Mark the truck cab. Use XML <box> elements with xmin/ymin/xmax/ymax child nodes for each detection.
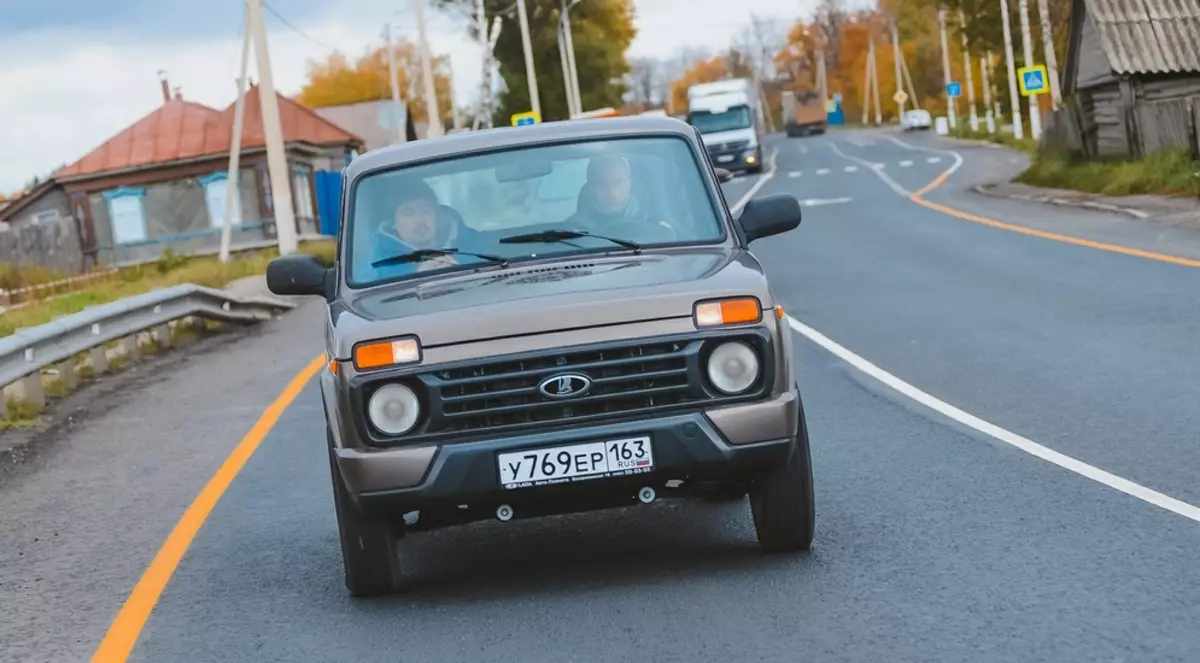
<box><xmin>686</xmin><ymin>79</ymin><xmax>764</xmax><ymax>174</ymax></box>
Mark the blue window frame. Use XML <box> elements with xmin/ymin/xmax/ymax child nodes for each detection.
<box><xmin>102</xmin><ymin>186</ymin><xmax>147</xmax><ymax>244</ymax></box>
<box><xmin>200</xmin><ymin>171</ymin><xmax>242</xmax><ymax>229</ymax></box>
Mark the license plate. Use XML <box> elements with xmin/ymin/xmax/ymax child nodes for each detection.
<box><xmin>717</xmin><ymin>154</ymin><xmax>735</xmax><ymax>163</ymax></box>
<box><xmin>497</xmin><ymin>436</ymin><xmax>654</xmax><ymax>490</ymax></box>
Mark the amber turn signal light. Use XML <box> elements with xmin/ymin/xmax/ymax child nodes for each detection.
<box><xmin>694</xmin><ymin>297</ymin><xmax>763</xmax><ymax>327</ymax></box>
<box><xmin>353</xmin><ymin>336</ymin><xmax>422</xmax><ymax>370</ymax></box>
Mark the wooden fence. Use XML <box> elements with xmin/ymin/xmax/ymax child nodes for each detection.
<box><xmin>1040</xmin><ymin>94</ymin><xmax>1199</xmax><ymax>160</ymax></box>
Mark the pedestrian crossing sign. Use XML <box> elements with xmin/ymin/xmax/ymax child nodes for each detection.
<box><xmin>1018</xmin><ymin>65</ymin><xmax>1049</xmax><ymax>96</ymax></box>
<box><xmin>511</xmin><ymin>111</ymin><xmax>541</xmax><ymax>126</ymax></box>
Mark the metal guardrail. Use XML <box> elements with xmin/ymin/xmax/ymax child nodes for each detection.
<box><xmin>0</xmin><ymin>284</ymin><xmax>295</xmax><ymax>419</ymax></box>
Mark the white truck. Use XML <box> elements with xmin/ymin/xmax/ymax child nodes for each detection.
<box><xmin>686</xmin><ymin>78</ymin><xmax>765</xmax><ymax>174</ymax></box>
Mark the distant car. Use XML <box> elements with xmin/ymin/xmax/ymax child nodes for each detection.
<box><xmin>901</xmin><ymin>109</ymin><xmax>932</xmax><ymax>131</ymax></box>
<box><xmin>266</xmin><ymin>116</ymin><xmax>816</xmax><ymax>597</ymax></box>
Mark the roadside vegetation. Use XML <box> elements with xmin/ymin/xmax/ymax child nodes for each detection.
<box><xmin>1</xmin><ymin>240</ymin><xmax>335</xmax><ymax>338</ymax></box>
<box><xmin>1015</xmin><ymin>148</ymin><xmax>1200</xmax><ymax>198</ymax></box>
<box><xmin>948</xmin><ymin>124</ymin><xmax>1039</xmax><ymax>154</ymax></box>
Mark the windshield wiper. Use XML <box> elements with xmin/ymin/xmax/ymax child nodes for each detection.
<box><xmin>498</xmin><ymin>229</ymin><xmax>642</xmax><ymax>253</ymax></box>
<box><xmin>371</xmin><ymin>247</ymin><xmax>509</xmax><ymax>269</ymax></box>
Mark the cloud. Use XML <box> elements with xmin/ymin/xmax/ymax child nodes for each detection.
<box><xmin>0</xmin><ymin>0</ymin><xmax>820</xmax><ymax>193</ymax></box>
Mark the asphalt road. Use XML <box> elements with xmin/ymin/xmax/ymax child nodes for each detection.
<box><xmin>3</xmin><ymin>129</ymin><xmax>1200</xmax><ymax>663</ymax></box>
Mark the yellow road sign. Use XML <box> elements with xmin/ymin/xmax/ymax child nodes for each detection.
<box><xmin>511</xmin><ymin>111</ymin><xmax>541</xmax><ymax>126</ymax></box>
<box><xmin>1017</xmin><ymin>64</ymin><xmax>1049</xmax><ymax>96</ymax></box>
<box><xmin>893</xmin><ymin>90</ymin><xmax>909</xmax><ymax>105</ymax></box>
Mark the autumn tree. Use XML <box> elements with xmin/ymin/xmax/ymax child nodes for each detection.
<box><xmin>667</xmin><ymin>57</ymin><xmax>733</xmax><ymax>114</ymax></box>
<box><xmin>296</xmin><ymin>41</ymin><xmax>453</xmax><ymax>126</ymax></box>
<box><xmin>436</xmin><ymin>0</ymin><xmax>636</xmax><ymax>123</ymax></box>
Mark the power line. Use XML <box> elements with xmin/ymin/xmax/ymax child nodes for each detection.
<box><xmin>261</xmin><ymin>0</ymin><xmax>338</xmax><ymax>52</ymax></box>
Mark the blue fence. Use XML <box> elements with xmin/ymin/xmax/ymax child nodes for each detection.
<box><xmin>314</xmin><ymin>170</ymin><xmax>342</xmax><ymax>237</ymax></box>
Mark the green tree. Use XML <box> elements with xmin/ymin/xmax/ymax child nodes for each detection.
<box><xmin>437</xmin><ymin>0</ymin><xmax>637</xmax><ymax>123</ymax></box>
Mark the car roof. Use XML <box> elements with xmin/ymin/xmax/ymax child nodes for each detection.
<box><xmin>344</xmin><ymin>115</ymin><xmax>699</xmax><ymax>179</ymax></box>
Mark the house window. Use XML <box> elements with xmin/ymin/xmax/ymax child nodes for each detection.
<box><xmin>292</xmin><ymin>166</ymin><xmax>314</xmax><ymax>221</ymax></box>
<box><xmin>31</xmin><ymin>209</ymin><xmax>61</xmax><ymax>225</ymax></box>
<box><xmin>200</xmin><ymin>171</ymin><xmax>242</xmax><ymax>229</ymax></box>
<box><xmin>102</xmin><ymin>187</ymin><xmax>147</xmax><ymax>244</ymax></box>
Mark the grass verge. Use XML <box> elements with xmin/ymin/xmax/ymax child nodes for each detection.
<box><xmin>1015</xmin><ymin>148</ymin><xmax>1200</xmax><ymax>198</ymax></box>
<box><xmin>1</xmin><ymin>239</ymin><xmax>334</xmax><ymax>338</ymax></box>
<box><xmin>948</xmin><ymin>125</ymin><xmax>1039</xmax><ymax>154</ymax></box>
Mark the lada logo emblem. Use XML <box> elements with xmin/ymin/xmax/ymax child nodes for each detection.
<box><xmin>538</xmin><ymin>373</ymin><xmax>592</xmax><ymax>399</ymax></box>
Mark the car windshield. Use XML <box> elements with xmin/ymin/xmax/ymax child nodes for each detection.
<box><xmin>689</xmin><ymin>106</ymin><xmax>752</xmax><ymax>134</ymax></box>
<box><xmin>345</xmin><ymin>135</ymin><xmax>726</xmax><ymax>287</ymax></box>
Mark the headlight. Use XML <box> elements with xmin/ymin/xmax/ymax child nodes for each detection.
<box><xmin>367</xmin><ymin>383</ymin><xmax>421</xmax><ymax>435</ymax></box>
<box><xmin>706</xmin><ymin>341</ymin><xmax>760</xmax><ymax>394</ymax></box>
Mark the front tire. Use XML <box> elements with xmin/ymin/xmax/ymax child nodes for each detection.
<box><xmin>749</xmin><ymin>393</ymin><xmax>815</xmax><ymax>553</ymax></box>
<box><xmin>328</xmin><ymin>439</ymin><xmax>404</xmax><ymax>596</ymax></box>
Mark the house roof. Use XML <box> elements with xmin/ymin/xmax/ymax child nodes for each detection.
<box><xmin>229</xmin><ymin>85</ymin><xmax>361</xmax><ymax>150</ymax></box>
<box><xmin>54</xmin><ymin>85</ymin><xmax>362</xmax><ymax>181</ymax></box>
<box><xmin>1080</xmin><ymin>0</ymin><xmax>1200</xmax><ymax>75</ymax></box>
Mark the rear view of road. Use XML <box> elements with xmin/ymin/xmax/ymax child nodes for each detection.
<box><xmin>2</xmin><ymin>129</ymin><xmax>1199</xmax><ymax>663</ymax></box>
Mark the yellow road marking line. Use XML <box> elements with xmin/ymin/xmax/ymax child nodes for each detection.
<box><xmin>909</xmin><ymin>159</ymin><xmax>1200</xmax><ymax>268</ymax></box>
<box><xmin>92</xmin><ymin>354</ymin><xmax>326</xmax><ymax>663</ymax></box>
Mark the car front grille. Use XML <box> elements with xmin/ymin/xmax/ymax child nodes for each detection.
<box><xmin>429</xmin><ymin>340</ymin><xmax>697</xmax><ymax>432</ymax></box>
<box><xmin>706</xmin><ymin>139</ymin><xmax>750</xmax><ymax>155</ymax></box>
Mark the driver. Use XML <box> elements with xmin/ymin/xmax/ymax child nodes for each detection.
<box><xmin>567</xmin><ymin>154</ymin><xmax>675</xmax><ymax>240</ymax></box>
<box><xmin>371</xmin><ymin>177</ymin><xmax>487</xmax><ymax>275</ymax></box>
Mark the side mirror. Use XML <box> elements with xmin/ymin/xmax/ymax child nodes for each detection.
<box><xmin>266</xmin><ymin>254</ymin><xmax>333</xmax><ymax>300</ymax></box>
<box><xmin>738</xmin><ymin>193</ymin><xmax>802</xmax><ymax>243</ymax></box>
<box><xmin>714</xmin><ymin>167</ymin><xmax>734</xmax><ymax>183</ymax></box>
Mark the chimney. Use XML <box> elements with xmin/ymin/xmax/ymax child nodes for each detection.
<box><xmin>174</xmin><ymin>87</ymin><xmax>182</xmax><ymax>101</ymax></box>
<box><xmin>158</xmin><ymin>70</ymin><xmax>171</xmax><ymax>103</ymax></box>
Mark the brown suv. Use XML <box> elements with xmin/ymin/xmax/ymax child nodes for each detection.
<box><xmin>266</xmin><ymin>116</ymin><xmax>814</xmax><ymax>596</ymax></box>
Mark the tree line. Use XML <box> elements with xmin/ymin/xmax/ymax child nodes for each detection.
<box><xmin>291</xmin><ymin>0</ymin><xmax>1068</xmax><ymax>134</ymax></box>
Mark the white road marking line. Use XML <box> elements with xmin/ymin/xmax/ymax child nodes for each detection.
<box><xmin>872</xmin><ymin>163</ymin><xmax>886</xmax><ymax>170</ymax></box>
<box><xmin>728</xmin><ymin>148</ymin><xmax>778</xmax><ymax>214</ymax></box>
<box><xmin>789</xmin><ymin>171</ymin><xmax>802</xmax><ymax>178</ymax></box>
<box><xmin>786</xmin><ymin>315</ymin><xmax>1200</xmax><ymax>525</ymax></box>
<box><xmin>829</xmin><ymin>142</ymin><xmax>911</xmax><ymax>196</ymax></box>
<box><xmin>881</xmin><ymin>135</ymin><xmax>965</xmax><ymax>178</ymax></box>
<box><xmin>799</xmin><ymin>197</ymin><xmax>853</xmax><ymax>207</ymax></box>
<box><xmin>900</xmin><ymin>160</ymin><xmax>914</xmax><ymax>167</ymax></box>
<box><xmin>844</xmin><ymin>166</ymin><xmax>858</xmax><ymax>172</ymax></box>
<box><xmin>927</xmin><ymin>157</ymin><xmax>942</xmax><ymax>163</ymax></box>
<box><xmin>798</xmin><ymin>144</ymin><xmax>809</xmax><ymax>154</ymax></box>
<box><xmin>817</xmin><ymin>168</ymin><xmax>830</xmax><ymax>175</ymax></box>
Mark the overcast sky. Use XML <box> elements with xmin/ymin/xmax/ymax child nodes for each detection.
<box><xmin>0</xmin><ymin>0</ymin><xmax>820</xmax><ymax>193</ymax></box>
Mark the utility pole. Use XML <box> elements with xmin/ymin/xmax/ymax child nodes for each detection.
<box><xmin>870</xmin><ymin>38</ymin><xmax>881</xmax><ymax>125</ymax></box>
<box><xmin>1036</xmin><ymin>0</ymin><xmax>1062</xmax><ymax>109</ymax></box>
<box><xmin>891</xmin><ymin>17</ymin><xmax>905</xmax><ymax>118</ymax></box>
<box><xmin>861</xmin><ymin>52</ymin><xmax>871</xmax><ymax>125</ymax></box>
<box><xmin>557</xmin><ymin>16</ymin><xmax>574</xmax><ymax>115</ymax></box>
<box><xmin>515</xmin><ymin>0</ymin><xmax>541</xmax><ymax>118</ymax></box>
<box><xmin>383</xmin><ymin>24</ymin><xmax>405</xmax><ymax>143</ymax></box>
<box><xmin>1018</xmin><ymin>0</ymin><xmax>1041</xmax><ymax>138</ymax></box>
<box><xmin>412</xmin><ymin>0</ymin><xmax>444</xmax><ymax>138</ymax></box>
<box><xmin>959</xmin><ymin>10</ymin><xmax>978</xmax><ymax>130</ymax></box>
<box><xmin>219</xmin><ymin>1</ymin><xmax>251</xmax><ymax>263</ymax></box>
<box><xmin>980</xmin><ymin>51</ymin><xmax>995</xmax><ymax>132</ymax></box>
<box><xmin>999</xmin><ymin>0</ymin><xmax>1024</xmax><ymax>138</ymax></box>
<box><xmin>563</xmin><ymin>0</ymin><xmax>583</xmax><ymax>117</ymax></box>
<box><xmin>816</xmin><ymin>49</ymin><xmax>828</xmax><ymax>107</ymax></box>
<box><xmin>938</xmin><ymin>7</ymin><xmax>957</xmax><ymax>129</ymax></box>
<box><xmin>246</xmin><ymin>0</ymin><xmax>298</xmax><ymax>256</ymax></box>
<box><xmin>989</xmin><ymin>53</ymin><xmax>1003</xmax><ymax>120</ymax></box>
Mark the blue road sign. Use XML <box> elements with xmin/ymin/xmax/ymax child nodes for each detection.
<box><xmin>946</xmin><ymin>81</ymin><xmax>962</xmax><ymax>98</ymax></box>
<box><xmin>1018</xmin><ymin>65</ymin><xmax>1049</xmax><ymax>96</ymax></box>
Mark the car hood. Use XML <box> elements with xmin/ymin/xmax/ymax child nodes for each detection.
<box><xmin>332</xmin><ymin>248</ymin><xmax>773</xmax><ymax>358</ymax></box>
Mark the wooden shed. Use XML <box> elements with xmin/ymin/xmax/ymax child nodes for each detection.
<box><xmin>1062</xmin><ymin>0</ymin><xmax>1200</xmax><ymax>158</ymax></box>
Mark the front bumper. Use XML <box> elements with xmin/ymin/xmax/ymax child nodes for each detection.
<box><xmin>708</xmin><ymin>146</ymin><xmax>762</xmax><ymax>171</ymax></box>
<box><xmin>340</xmin><ymin>389</ymin><xmax>798</xmax><ymax>515</ymax></box>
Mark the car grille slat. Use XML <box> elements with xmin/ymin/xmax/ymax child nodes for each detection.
<box><xmin>426</xmin><ymin>340</ymin><xmax>701</xmax><ymax>433</ymax></box>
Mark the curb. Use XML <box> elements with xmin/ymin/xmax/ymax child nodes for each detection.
<box><xmin>970</xmin><ymin>184</ymin><xmax>1151</xmax><ymax>219</ymax></box>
